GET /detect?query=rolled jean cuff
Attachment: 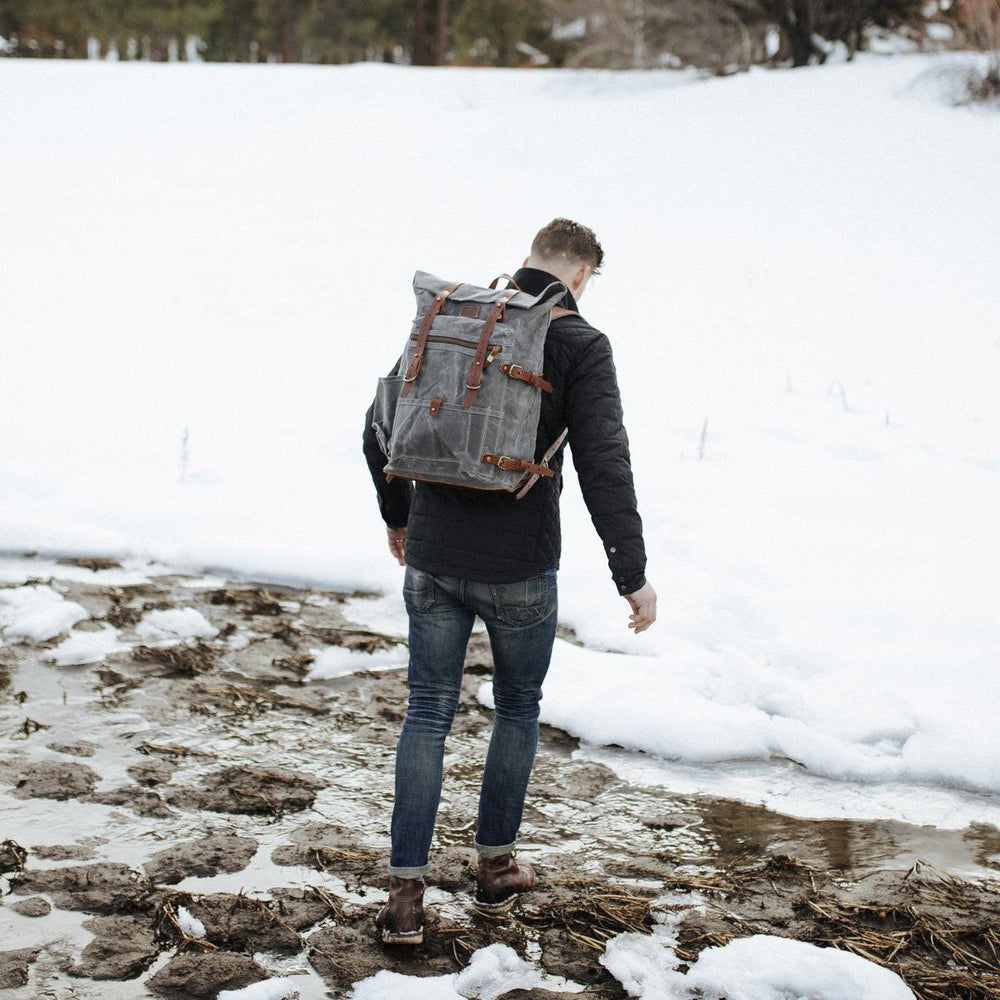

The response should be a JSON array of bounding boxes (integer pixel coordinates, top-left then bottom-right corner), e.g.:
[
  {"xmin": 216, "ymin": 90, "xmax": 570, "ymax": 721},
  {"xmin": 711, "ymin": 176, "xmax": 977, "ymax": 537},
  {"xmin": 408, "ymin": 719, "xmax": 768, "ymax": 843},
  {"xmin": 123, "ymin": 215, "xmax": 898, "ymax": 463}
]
[
  {"xmin": 388, "ymin": 863, "xmax": 430, "ymax": 878},
  {"xmin": 474, "ymin": 840, "xmax": 516, "ymax": 859}
]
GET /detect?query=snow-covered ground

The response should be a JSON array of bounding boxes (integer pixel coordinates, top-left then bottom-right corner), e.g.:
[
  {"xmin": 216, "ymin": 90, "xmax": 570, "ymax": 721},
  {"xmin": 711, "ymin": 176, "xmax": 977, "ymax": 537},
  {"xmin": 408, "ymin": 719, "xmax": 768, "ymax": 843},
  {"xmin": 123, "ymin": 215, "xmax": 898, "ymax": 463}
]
[{"xmin": 2, "ymin": 53, "xmax": 998, "ymax": 841}]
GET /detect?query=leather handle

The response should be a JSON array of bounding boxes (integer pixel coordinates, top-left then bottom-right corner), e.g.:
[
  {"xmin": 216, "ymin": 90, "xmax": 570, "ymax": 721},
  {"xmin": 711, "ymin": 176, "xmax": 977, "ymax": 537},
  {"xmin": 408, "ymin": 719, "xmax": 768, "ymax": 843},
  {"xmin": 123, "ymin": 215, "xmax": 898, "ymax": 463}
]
[{"xmin": 489, "ymin": 273, "xmax": 522, "ymax": 291}]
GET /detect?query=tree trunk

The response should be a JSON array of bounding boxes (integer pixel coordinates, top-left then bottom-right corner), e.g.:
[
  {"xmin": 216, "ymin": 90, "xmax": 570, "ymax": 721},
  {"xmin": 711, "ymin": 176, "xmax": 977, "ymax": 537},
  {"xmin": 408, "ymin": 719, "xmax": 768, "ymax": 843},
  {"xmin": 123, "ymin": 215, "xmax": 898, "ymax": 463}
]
[
  {"xmin": 414, "ymin": 0, "xmax": 431, "ymax": 65},
  {"xmin": 436, "ymin": 0, "xmax": 449, "ymax": 65}
]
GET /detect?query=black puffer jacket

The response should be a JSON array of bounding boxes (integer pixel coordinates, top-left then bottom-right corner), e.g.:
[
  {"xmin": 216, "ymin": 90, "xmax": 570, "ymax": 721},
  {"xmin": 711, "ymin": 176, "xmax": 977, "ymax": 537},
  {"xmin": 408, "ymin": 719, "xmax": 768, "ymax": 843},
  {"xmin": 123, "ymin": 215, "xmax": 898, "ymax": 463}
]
[{"xmin": 362, "ymin": 267, "xmax": 647, "ymax": 596}]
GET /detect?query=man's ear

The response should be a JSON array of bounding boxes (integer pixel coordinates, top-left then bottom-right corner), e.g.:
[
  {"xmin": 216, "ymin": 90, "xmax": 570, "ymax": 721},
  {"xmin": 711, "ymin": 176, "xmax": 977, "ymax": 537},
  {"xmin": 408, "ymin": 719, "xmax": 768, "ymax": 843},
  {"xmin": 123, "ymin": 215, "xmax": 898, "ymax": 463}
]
[
  {"xmin": 572, "ymin": 263, "xmax": 589, "ymax": 293},
  {"xmin": 523, "ymin": 256, "xmax": 530, "ymax": 266}
]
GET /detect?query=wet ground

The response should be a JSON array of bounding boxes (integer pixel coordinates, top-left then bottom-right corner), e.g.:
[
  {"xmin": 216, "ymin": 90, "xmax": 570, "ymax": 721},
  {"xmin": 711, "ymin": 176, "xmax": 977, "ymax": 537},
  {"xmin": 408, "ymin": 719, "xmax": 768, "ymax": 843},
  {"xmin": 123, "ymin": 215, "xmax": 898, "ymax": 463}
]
[{"xmin": 1, "ymin": 555, "xmax": 998, "ymax": 999}]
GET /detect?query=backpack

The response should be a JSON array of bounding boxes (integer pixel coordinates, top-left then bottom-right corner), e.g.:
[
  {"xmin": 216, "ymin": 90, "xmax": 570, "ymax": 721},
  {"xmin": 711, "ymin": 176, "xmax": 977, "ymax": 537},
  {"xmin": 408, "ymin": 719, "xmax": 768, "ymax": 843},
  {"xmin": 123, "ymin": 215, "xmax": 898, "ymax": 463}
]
[{"xmin": 371, "ymin": 270, "xmax": 573, "ymax": 499}]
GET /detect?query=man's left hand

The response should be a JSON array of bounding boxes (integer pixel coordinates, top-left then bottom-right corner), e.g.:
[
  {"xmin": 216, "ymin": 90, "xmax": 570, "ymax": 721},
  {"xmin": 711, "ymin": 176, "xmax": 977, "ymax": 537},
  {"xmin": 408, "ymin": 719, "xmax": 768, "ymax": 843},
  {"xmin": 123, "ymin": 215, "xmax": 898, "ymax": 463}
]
[{"xmin": 387, "ymin": 526, "xmax": 407, "ymax": 566}]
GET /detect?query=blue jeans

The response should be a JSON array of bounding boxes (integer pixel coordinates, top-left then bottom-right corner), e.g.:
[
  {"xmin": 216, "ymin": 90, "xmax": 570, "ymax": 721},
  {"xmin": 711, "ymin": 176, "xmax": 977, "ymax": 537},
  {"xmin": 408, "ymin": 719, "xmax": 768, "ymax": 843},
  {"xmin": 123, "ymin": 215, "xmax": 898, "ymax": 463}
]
[{"xmin": 388, "ymin": 565, "xmax": 558, "ymax": 877}]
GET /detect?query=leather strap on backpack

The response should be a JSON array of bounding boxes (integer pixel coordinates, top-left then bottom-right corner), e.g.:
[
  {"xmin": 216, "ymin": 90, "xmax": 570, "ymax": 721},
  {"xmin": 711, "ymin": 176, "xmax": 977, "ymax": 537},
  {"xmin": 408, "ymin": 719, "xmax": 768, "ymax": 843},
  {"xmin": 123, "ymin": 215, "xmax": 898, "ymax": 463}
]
[
  {"xmin": 464, "ymin": 290, "xmax": 516, "ymax": 409},
  {"xmin": 401, "ymin": 282, "xmax": 459, "ymax": 398},
  {"xmin": 499, "ymin": 363, "xmax": 553, "ymax": 393},
  {"xmin": 551, "ymin": 306, "xmax": 577, "ymax": 320},
  {"xmin": 480, "ymin": 453, "xmax": 556, "ymax": 478},
  {"xmin": 514, "ymin": 428, "xmax": 569, "ymax": 499}
]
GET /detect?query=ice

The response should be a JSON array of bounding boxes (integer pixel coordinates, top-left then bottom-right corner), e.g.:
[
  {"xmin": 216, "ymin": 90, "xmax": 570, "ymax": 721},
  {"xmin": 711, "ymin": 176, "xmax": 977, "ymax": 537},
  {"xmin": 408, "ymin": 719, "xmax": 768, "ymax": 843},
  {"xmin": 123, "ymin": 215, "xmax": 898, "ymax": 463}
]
[
  {"xmin": 601, "ymin": 931, "xmax": 916, "ymax": 999},
  {"xmin": 135, "ymin": 608, "xmax": 220, "ymax": 641},
  {"xmin": 0, "ymin": 584, "xmax": 88, "ymax": 641}
]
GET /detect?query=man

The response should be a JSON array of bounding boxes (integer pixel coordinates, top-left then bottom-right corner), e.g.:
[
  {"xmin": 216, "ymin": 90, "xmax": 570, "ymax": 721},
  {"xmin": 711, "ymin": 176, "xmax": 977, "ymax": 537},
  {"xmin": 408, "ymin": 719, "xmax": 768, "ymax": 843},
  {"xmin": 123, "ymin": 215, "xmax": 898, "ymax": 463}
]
[{"xmin": 362, "ymin": 218, "xmax": 655, "ymax": 945}]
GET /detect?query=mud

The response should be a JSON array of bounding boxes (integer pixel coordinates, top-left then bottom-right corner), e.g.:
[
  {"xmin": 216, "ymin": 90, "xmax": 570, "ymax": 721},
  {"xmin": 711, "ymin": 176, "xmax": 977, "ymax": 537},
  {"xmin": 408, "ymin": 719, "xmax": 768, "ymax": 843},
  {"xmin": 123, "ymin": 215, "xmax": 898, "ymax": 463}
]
[{"xmin": 2, "ymin": 555, "xmax": 999, "ymax": 1000}]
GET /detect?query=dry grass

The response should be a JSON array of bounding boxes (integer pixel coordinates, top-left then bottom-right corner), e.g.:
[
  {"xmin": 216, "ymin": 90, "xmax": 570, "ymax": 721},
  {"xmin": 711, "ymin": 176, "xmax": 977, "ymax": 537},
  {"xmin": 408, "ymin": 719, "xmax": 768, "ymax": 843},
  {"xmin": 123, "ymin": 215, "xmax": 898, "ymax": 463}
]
[
  {"xmin": 517, "ymin": 876, "xmax": 655, "ymax": 950},
  {"xmin": 133, "ymin": 641, "xmax": 216, "ymax": 676}
]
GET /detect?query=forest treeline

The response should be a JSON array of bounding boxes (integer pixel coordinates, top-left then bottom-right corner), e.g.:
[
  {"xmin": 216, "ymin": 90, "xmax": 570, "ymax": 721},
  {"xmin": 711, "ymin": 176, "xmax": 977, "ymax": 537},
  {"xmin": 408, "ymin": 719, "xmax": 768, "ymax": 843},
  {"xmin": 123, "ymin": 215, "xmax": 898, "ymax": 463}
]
[{"xmin": 0, "ymin": 0, "xmax": 990, "ymax": 73}]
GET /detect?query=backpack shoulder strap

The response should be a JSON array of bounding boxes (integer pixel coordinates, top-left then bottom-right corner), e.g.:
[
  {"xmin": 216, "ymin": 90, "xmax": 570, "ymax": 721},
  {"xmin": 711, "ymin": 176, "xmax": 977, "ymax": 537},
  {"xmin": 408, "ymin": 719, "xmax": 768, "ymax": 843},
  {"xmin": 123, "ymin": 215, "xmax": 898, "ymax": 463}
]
[{"xmin": 551, "ymin": 306, "xmax": 578, "ymax": 320}]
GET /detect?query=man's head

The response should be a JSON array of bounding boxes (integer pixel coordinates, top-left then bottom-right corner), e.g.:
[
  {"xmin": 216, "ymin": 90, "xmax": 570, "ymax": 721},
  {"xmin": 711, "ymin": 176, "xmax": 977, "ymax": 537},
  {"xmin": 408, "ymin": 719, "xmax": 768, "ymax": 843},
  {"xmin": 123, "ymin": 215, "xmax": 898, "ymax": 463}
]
[{"xmin": 524, "ymin": 218, "xmax": 604, "ymax": 302}]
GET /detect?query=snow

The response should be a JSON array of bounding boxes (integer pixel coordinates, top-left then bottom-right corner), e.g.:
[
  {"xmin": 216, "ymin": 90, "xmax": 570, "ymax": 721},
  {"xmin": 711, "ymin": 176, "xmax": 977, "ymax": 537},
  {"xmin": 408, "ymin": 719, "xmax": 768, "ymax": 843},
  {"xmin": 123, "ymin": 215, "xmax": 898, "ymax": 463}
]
[
  {"xmin": 306, "ymin": 643, "xmax": 409, "ymax": 680},
  {"xmin": 217, "ymin": 979, "xmax": 299, "ymax": 1000},
  {"xmin": 176, "ymin": 905, "xmax": 206, "ymax": 938},
  {"xmin": 601, "ymin": 931, "xmax": 916, "ymax": 999},
  {"xmin": 43, "ymin": 625, "xmax": 124, "ymax": 665},
  {"xmin": 0, "ymin": 584, "xmax": 88, "ymax": 641},
  {"xmin": 1, "ymin": 55, "xmax": 998, "ymax": 826},
  {"xmin": 135, "ymin": 607, "xmax": 220, "ymax": 641},
  {"xmin": 349, "ymin": 943, "xmax": 577, "ymax": 999}
]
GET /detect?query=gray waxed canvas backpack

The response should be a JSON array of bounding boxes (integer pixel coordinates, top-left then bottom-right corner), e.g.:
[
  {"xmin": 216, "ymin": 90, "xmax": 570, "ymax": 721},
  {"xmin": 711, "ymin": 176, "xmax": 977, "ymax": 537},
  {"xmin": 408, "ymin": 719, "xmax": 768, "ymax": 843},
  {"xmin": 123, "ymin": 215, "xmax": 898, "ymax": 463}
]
[{"xmin": 371, "ymin": 270, "xmax": 573, "ymax": 498}]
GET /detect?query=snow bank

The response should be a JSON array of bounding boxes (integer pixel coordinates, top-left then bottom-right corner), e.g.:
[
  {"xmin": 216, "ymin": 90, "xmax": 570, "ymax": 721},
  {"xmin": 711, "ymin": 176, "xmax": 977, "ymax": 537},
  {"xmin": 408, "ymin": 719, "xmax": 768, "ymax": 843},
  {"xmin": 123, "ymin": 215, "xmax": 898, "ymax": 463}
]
[
  {"xmin": 1, "ymin": 54, "xmax": 998, "ymax": 815},
  {"xmin": 306, "ymin": 643, "xmax": 409, "ymax": 680},
  {"xmin": 43, "ymin": 625, "xmax": 124, "ymax": 665},
  {"xmin": 601, "ymin": 931, "xmax": 915, "ymax": 1000},
  {"xmin": 217, "ymin": 979, "xmax": 299, "ymax": 1000},
  {"xmin": 350, "ymin": 942, "xmax": 573, "ymax": 999},
  {"xmin": 135, "ymin": 607, "xmax": 219, "ymax": 641},
  {"xmin": 0, "ymin": 584, "xmax": 88, "ymax": 641}
]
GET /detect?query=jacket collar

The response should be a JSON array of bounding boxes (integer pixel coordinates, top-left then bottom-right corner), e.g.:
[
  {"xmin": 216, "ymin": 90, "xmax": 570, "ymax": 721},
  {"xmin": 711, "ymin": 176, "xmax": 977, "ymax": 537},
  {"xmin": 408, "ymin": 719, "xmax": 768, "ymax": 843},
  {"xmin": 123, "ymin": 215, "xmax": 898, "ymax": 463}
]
[{"xmin": 511, "ymin": 267, "xmax": 580, "ymax": 314}]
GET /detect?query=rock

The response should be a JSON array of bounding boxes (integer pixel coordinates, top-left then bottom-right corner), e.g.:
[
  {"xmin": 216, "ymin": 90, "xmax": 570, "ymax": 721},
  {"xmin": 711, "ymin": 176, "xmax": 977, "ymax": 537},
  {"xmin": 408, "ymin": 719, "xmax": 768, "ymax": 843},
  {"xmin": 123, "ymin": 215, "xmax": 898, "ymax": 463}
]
[
  {"xmin": 270, "ymin": 822, "xmax": 380, "ymax": 882},
  {"xmin": 148, "ymin": 952, "xmax": 267, "ymax": 998},
  {"xmin": 9, "ymin": 862, "xmax": 155, "ymax": 915},
  {"xmin": 127, "ymin": 758, "xmax": 176, "ymax": 786},
  {"xmin": 71, "ymin": 914, "xmax": 158, "ymax": 979},
  {"xmin": 144, "ymin": 834, "xmax": 258, "ymax": 884},
  {"xmin": 11, "ymin": 896, "xmax": 51, "ymax": 917},
  {"xmin": 0, "ymin": 948, "xmax": 40, "ymax": 989},
  {"xmin": 538, "ymin": 928, "xmax": 608, "ymax": 984},
  {"xmin": 555, "ymin": 762, "xmax": 617, "ymax": 802},
  {"xmin": 46, "ymin": 739, "xmax": 98, "ymax": 757},
  {"xmin": 167, "ymin": 765, "xmax": 324, "ymax": 816},
  {"xmin": 13, "ymin": 759, "xmax": 99, "ymax": 799}
]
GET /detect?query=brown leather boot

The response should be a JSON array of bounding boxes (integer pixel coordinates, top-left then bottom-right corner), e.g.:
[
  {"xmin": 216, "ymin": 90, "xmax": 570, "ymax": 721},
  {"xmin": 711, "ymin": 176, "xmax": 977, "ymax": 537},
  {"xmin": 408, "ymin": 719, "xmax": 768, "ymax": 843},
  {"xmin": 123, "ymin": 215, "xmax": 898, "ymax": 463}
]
[
  {"xmin": 375, "ymin": 875, "xmax": 425, "ymax": 945},
  {"xmin": 474, "ymin": 852, "xmax": 535, "ymax": 913}
]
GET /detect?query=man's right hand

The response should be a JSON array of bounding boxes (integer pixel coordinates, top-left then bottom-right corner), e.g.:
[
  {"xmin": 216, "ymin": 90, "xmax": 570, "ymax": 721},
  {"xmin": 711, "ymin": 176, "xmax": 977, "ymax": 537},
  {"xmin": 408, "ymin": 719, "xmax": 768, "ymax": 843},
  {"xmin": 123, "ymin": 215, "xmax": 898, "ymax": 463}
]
[
  {"xmin": 624, "ymin": 582, "xmax": 657, "ymax": 634},
  {"xmin": 387, "ymin": 526, "xmax": 407, "ymax": 566}
]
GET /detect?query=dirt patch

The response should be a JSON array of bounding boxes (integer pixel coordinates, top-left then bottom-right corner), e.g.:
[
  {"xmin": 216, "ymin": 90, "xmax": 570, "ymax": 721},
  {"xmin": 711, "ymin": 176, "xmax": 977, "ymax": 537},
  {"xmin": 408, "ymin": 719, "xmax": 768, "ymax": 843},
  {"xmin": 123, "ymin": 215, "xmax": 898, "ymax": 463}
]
[
  {"xmin": 9, "ymin": 862, "xmax": 157, "ymax": 915},
  {"xmin": 13, "ymin": 759, "xmax": 99, "ymax": 799},
  {"xmin": 144, "ymin": 834, "xmax": 258, "ymax": 885},
  {"xmin": 167, "ymin": 765, "xmax": 325, "ymax": 817},
  {"xmin": 147, "ymin": 951, "xmax": 267, "ymax": 998},
  {"xmin": 170, "ymin": 892, "xmax": 314, "ymax": 952},
  {"xmin": 127, "ymin": 758, "xmax": 177, "ymax": 786},
  {"xmin": 31, "ymin": 843, "xmax": 98, "ymax": 861},
  {"xmin": 0, "ymin": 948, "xmax": 41, "ymax": 990},
  {"xmin": 133, "ymin": 641, "xmax": 216, "ymax": 677},
  {"xmin": 91, "ymin": 785, "xmax": 174, "ymax": 817},
  {"xmin": 10, "ymin": 896, "xmax": 51, "ymax": 917},
  {"xmin": 72, "ymin": 914, "xmax": 159, "ymax": 980},
  {"xmin": 46, "ymin": 738, "xmax": 99, "ymax": 757},
  {"xmin": 57, "ymin": 557, "xmax": 123, "ymax": 572}
]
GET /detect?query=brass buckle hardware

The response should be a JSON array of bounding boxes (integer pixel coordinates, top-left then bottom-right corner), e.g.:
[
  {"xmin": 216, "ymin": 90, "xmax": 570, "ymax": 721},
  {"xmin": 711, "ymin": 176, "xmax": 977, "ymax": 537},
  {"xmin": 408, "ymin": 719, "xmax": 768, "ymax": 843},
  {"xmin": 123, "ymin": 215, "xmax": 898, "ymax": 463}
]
[{"xmin": 496, "ymin": 456, "xmax": 515, "ymax": 470}]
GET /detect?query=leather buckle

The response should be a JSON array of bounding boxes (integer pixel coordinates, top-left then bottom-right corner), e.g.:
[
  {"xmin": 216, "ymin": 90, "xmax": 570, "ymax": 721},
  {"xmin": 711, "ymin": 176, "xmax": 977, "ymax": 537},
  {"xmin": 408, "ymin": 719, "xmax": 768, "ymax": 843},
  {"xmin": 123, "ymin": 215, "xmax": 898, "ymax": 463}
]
[
  {"xmin": 496, "ymin": 456, "xmax": 515, "ymax": 470},
  {"xmin": 507, "ymin": 364, "xmax": 526, "ymax": 380}
]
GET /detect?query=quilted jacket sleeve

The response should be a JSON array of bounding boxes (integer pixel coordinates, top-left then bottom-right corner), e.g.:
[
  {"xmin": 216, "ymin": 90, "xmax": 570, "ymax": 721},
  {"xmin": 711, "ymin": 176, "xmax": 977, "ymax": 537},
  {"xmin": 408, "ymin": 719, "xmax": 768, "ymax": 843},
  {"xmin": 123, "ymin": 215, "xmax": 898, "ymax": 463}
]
[
  {"xmin": 564, "ymin": 332, "xmax": 647, "ymax": 596},
  {"xmin": 362, "ymin": 360, "xmax": 413, "ymax": 530}
]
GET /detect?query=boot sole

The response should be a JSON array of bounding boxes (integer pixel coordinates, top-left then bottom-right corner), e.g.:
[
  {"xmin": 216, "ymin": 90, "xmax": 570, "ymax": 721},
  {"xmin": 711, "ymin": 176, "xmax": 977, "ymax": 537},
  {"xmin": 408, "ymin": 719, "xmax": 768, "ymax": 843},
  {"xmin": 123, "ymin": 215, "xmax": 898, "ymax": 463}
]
[
  {"xmin": 379, "ymin": 927, "xmax": 424, "ymax": 945},
  {"xmin": 472, "ymin": 892, "xmax": 520, "ymax": 915}
]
